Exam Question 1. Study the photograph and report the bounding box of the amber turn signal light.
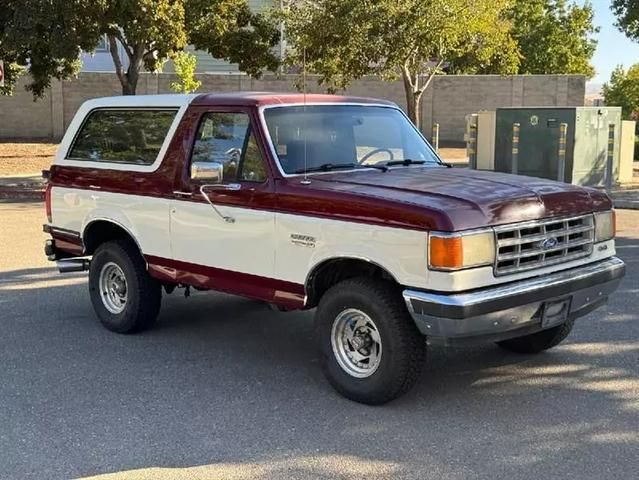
[429,230,496,271]
[429,236,463,270]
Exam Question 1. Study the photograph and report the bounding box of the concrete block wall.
[0,72,585,142]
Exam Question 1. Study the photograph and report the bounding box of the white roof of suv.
[80,94,198,109]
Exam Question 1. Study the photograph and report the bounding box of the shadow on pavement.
[0,236,637,480]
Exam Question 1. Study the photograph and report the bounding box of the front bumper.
[403,257,625,343]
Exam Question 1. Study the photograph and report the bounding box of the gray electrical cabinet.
[494,107,622,186]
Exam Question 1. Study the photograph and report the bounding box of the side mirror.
[191,161,223,182]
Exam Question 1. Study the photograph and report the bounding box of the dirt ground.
[0,142,468,176]
[0,142,57,176]
[438,147,468,164]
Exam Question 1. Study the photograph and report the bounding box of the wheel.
[315,277,426,405]
[89,239,161,333]
[496,319,575,354]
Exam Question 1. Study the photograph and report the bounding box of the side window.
[191,112,268,183]
[68,109,177,165]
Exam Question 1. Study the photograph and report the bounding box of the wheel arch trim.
[82,217,145,260]
[304,255,401,304]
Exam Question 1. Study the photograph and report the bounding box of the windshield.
[263,105,441,174]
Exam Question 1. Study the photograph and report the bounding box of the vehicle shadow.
[1,236,637,480]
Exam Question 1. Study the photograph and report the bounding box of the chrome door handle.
[199,184,236,223]
[173,191,193,198]
[203,183,242,191]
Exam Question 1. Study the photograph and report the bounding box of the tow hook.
[57,258,90,273]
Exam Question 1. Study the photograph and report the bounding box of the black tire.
[316,277,426,405]
[89,239,161,333]
[496,319,575,354]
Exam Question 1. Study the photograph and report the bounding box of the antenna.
[300,46,311,185]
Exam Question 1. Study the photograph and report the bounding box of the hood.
[302,166,611,231]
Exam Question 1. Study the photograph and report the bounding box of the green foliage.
[186,0,280,77]
[603,64,639,120]
[98,0,188,84]
[507,0,598,78]
[612,0,639,41]
[282,0,519,127]
[170,51,202,93]
[1,0,279,98]
[0,0,102,97]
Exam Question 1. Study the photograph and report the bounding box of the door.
[169,109,277,297]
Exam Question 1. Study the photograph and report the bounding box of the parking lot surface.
[1,201,637,480]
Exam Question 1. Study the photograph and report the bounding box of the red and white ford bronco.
[44,93,625,404]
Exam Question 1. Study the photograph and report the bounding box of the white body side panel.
[51,188,616,293]
[51,187,172,259]
[169,202,276,278]
[274,212,428,287]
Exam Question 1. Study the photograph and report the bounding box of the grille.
[494,215,594,275]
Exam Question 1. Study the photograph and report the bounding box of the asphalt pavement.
[1,201,637,480]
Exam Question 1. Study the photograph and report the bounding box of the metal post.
[511,123,520,175]
[467,123,477,169]
[605,123,615,192]
[558,123,568,182]
[431,123,440,152]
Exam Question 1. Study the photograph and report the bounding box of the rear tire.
[89,239,161,333]
[316,277,426,405]
[496,319,575,354]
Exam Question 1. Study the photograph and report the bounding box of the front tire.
[496,319,575,354]
[89,239,161,333]
[316,278,426,405]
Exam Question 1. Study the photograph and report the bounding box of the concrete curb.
[0,175,46,200]
[613,200,639,210]
[0,187,45,200]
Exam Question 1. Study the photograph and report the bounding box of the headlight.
[594,210,616,242]
[428,230,495,271]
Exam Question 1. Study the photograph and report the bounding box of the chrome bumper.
[403,257,625,343]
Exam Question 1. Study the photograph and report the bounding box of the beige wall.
[0,73,585,142]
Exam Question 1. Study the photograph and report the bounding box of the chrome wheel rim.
[331,308,383,378]
[99,262,128,314]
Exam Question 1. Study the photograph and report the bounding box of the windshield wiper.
[385,159,426,167]
[292,162,388,174]
[386,158,453,168]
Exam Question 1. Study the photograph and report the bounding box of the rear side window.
[67,109,177,165]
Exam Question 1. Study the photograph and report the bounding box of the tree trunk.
[108,34,140,95]
[413,93,422,131]
[401,60,444,132]
[401,68,423,131]
[122,68,138,95]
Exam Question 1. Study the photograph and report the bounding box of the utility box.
[493,107,622,186]
[465,111,496,170]
[618,120,637,184]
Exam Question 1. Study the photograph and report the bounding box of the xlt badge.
[290,234,316,248]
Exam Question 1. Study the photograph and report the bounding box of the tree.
[1,0,279,97]
[100,0,188,95]
[0,0,102,97]
[187,0,280,77]
[602,64,639,120]
[612,0,639,41]
[282,0,519,129]
[507,0,598,77]
[102,0,279,95]
[170,51,202,93]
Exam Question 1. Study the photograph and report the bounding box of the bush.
[170,51,201,94]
